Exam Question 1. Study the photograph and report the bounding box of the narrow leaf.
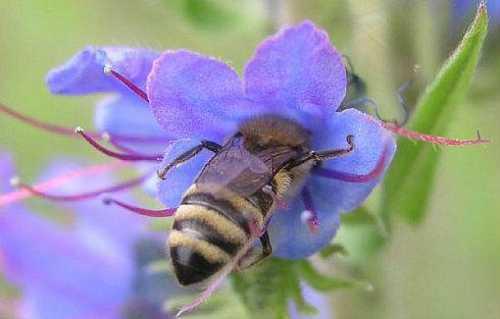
[341,207,389,239]
[381,2,488,224]
[296,260,355,291]
[340,206,376,226]
[319,243,349,259]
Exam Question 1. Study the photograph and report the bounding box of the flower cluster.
[0,19,488,317]
[0,152,174,319]
[43,21,396,259]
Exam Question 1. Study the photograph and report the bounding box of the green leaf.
[231,258,295,319]
[381,2,488,224]
[297,260,356,291]
[319,243,349,259]
[341,207,389,240]
[340,206,375,226]
[231,258,364,318]
[167,0,236,30]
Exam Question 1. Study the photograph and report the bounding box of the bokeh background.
[0,0,499,318]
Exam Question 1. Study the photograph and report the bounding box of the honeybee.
[160,115,354,286]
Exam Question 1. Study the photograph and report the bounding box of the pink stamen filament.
[0,161,127,207]
[107,68,149,103]
[383,122,490,146]
[76,128,162,162]
[0,300,18,318]
[0,102,97,137]
[301,186,319,233]
[107,138,144,154]
[103,198,175,218]
[0,102,169,144]
[313,144,389,183]
[14,174,149,202]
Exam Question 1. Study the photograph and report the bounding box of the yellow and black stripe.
[169,185,276,286]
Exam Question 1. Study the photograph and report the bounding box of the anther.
[101,131,111,142]
[9,176,20,187]
[103,65,149,103]
[75,127,162,162]
[301,187,319,233]
[301,210,319,233]
[103,63,113,75]
[103,198,176,218]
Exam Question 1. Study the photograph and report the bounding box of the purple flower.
[44,21,396,260]
[147,21,396,259]
[0,152,174,319]
[46,46,170,154]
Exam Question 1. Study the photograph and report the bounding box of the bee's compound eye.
[170,246,223,286]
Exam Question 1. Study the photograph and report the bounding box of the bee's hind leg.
[252,232,273,266]
[235,232,272,271]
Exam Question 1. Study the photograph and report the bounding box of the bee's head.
[238,115,311,151]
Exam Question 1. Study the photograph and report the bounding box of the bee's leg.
[236,232,273,271]
[313,134,355,161]
[395,80,412,126]
[157,140,222,180]
[339,97,379,115]
[286,135,355,170]
[339,55,370,111]
[252,232,273,266]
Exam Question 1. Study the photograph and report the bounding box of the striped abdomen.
[169,185,274,286]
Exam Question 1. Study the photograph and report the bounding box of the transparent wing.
[196,137,298,196]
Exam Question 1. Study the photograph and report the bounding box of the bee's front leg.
[157,140,222,180]
[285,135,355,170]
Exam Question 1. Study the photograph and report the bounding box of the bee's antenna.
[103,198,176,218]
[395,79,412,126]
[9,176,20,187]
[75,127,163,161]
[366,80,412,125]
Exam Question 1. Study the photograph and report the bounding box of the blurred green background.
[0,0,499,318]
